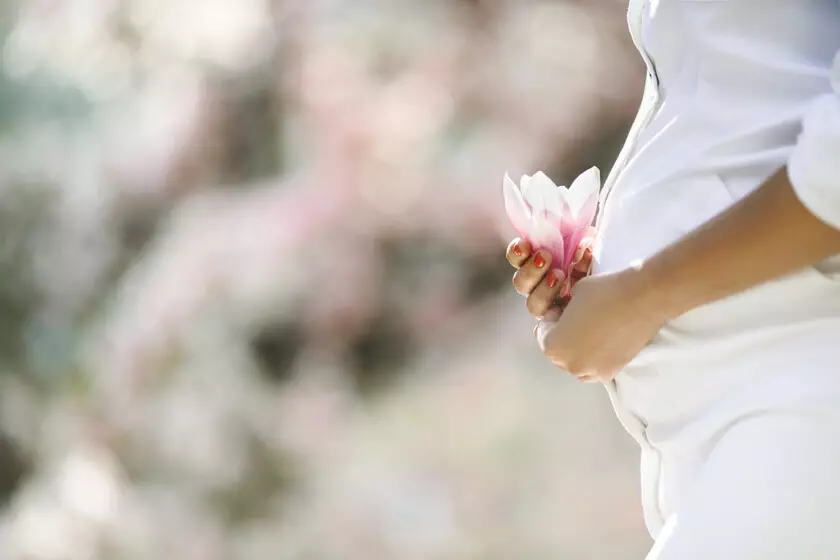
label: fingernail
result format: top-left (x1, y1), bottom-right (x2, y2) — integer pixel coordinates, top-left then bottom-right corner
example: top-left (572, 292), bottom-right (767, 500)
top-left (543, 307), bottom-right (562, 323)
top-left (560, 279), bottom-right (571, 298)
top-left (546, 271), bottom-right (559, 289)
top-left (513, 244), bottom-right (523, 256)
top-left (534, 253), bottom-right (546, 269)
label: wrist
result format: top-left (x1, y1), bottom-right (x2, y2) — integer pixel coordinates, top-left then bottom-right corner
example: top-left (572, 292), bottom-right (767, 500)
top-left (618, 260), bottom-right (688, 324)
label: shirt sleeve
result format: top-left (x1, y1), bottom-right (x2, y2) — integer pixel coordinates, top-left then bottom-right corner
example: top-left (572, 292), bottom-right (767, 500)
top-left (787, 49), bottom-right (840, 230)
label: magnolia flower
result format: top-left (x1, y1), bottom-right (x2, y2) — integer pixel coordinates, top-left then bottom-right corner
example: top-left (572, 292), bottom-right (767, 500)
top-left (503, 167), bottom-right (600, 273)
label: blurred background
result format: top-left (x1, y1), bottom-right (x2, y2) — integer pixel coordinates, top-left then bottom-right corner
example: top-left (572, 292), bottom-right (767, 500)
top-left (0, 0), bottom-right (649, 558)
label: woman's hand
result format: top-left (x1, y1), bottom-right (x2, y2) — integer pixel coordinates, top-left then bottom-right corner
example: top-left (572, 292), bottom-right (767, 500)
top-left (505, 231), bottom-right (595, 319)
top-left (519, 167), bottom-right (840, 384)
top-left (535, 268), bottom-right (668, 383)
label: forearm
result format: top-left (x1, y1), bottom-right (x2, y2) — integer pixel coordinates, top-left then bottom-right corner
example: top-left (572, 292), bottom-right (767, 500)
top-left (638, 167), bottom-right (840, 319)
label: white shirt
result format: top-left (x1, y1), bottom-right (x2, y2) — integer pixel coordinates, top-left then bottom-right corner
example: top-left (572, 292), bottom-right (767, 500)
top-left (594, 0), bottom-right (840, 276)
top-left (592, 0), bottom-right (840, 536)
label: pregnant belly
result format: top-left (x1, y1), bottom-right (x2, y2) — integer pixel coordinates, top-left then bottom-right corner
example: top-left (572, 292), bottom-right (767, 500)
top-left (614, 265), bottom-right (840, 451)
top-left (597, 172), bottom-right (840, 436)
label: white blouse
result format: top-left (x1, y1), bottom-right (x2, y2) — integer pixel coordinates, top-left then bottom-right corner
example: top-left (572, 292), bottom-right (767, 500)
top-left (592, 0), bottom-right (840, 536)
top-left (594, 0), bottom-right (840, 276)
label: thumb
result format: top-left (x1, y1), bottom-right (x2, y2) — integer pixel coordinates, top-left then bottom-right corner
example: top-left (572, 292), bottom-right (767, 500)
top-left (536, 307), bottom-right (563, 351)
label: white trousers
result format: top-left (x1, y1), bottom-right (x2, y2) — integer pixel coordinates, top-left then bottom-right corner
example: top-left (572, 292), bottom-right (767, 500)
top-left (608, 267), bottom-right (840, 559)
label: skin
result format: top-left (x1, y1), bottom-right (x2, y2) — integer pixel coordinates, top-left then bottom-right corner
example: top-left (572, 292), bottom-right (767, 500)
top-left (506, 229), bottom-right (595, 319)
top-left (507, 167), bottom-right (840, 383)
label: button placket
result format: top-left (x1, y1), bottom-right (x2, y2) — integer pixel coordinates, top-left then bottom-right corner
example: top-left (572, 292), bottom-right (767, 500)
top-left (605, 380), bottom-right (666, 533)
top-left (595, 0), bottom-right (662, 229)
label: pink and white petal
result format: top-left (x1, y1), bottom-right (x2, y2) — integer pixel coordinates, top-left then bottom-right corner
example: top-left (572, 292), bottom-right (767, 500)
top-left (521, 171), bottom-right (558, 216)
top-left (565, 166), bottom-right (600, 219)
top-left (503, 174), bottom-right (532, 235)
top-left (529, 217), bottom-right (565, 268)
top-left (560, 220), bottom-right (583, 271)
top-left (530, 171), bottom-right (559, 191)
top-left (562, 201), bottom-right (597, 270)
top-left (577, 190), bottom-right (599, 230)
top-left (563, 189), bottom-right (598, 231)
top-left (544, 179), bottom-right (568, 217)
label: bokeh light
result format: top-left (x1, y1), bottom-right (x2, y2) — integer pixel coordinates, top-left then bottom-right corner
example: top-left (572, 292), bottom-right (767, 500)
top-left (0, 0), bottom-right (649, 558)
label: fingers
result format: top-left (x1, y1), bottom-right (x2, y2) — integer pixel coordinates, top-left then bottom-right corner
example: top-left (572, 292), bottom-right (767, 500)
top-left (525, 268), bottom-right (565, 318)
top-left (571, 246), bottom-right (593, 280)
top-left (567, 239), bottom-right (594, 296)
top-left (536, 309), bottom-right (597, 384)
top-left (534, 302), bottom-right (568, 340)
top-left (535, 306), bottom-right (563, 352)
top-left (512, 250), bottom-right (550, 296)
top-left (506, 238), bottom-right (532, 269)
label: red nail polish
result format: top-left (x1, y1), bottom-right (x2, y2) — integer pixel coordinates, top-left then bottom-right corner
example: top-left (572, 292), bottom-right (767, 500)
top-left (513, 244), bottom-right (523, 256)
top-left (534, 253), bottom-right (546, 269)
top-left (547, 271), bottom-right (559, 289)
